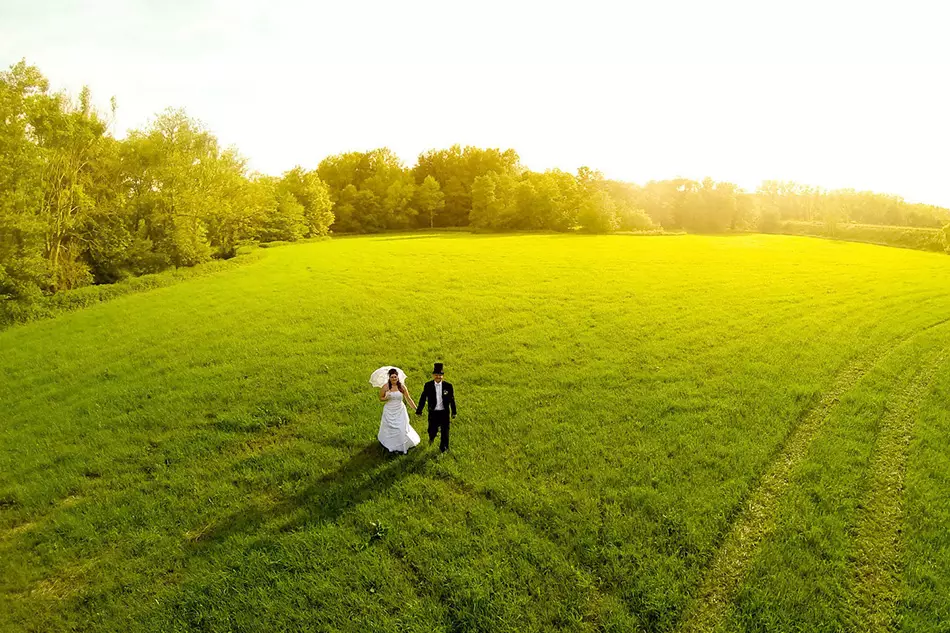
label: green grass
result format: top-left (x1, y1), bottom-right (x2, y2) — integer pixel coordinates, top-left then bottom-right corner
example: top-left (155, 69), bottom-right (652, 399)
top-left (900, 357), bottom-right (950, 633)
top-left (1, 233), bottom-right (949, 632)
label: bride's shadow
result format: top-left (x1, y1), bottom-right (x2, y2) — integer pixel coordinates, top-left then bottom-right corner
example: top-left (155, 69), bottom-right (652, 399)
top-left (193, 441), bottom-right (429, 546)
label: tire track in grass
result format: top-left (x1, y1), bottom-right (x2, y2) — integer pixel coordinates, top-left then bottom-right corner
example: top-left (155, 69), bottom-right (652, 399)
top-left (362, 468), bottom-right (613, 633)
top-left (676, 319), bottom-right (950, 633)
top-left (847, 347), bottom-right (949, 633)
top-left (429, 468), bottom-right (642, 631)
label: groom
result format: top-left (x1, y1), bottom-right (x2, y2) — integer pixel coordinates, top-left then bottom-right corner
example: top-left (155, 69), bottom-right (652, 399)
top-left (415, 363), bottom-right (456, 453)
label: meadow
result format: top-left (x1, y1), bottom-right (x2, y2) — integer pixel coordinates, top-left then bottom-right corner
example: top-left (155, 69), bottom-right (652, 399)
top-left (1, 233), bottom-right (949, 633)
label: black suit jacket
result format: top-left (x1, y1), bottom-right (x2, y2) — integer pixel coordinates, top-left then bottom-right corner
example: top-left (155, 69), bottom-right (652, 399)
top-left (416, 380), bottom-right (456, 417)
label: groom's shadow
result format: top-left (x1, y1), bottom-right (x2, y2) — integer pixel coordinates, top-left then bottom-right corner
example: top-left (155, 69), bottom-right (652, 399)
top-left (193, 441), bottom-right (429, 546)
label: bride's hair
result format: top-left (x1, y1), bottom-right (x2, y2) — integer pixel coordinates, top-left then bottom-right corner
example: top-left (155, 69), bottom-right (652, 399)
top-left (387, 368), bottom-right (403, 391)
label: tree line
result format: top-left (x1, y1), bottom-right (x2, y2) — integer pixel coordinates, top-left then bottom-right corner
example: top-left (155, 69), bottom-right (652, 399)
top-left (3, 60), bottom-right (949, 303)
top-left (1, 61), bottom-right (333, 303)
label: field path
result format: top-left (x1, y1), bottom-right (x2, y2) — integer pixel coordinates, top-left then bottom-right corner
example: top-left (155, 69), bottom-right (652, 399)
top-left (676, 319), bottom-right (950, 633)
top-left (847, 347), bottom-right (949, 633)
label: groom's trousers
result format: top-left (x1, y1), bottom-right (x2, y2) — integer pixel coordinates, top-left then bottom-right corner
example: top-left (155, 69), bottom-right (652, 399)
top-left (428, 410), bottom-right (450, 452)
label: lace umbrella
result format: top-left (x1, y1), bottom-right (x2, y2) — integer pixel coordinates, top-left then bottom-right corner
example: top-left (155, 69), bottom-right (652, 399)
top-left (369, 366), bottom-right (407, 388)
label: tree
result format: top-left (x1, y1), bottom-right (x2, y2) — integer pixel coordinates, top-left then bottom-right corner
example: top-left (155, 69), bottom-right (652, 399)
top-left (34, 86), bottom-right (112, 290)
top-left (606, 180), bottom-right (655, 232)
top-left (695, 178), bottom-right (738, 233)
top-left (413, 175), bottom-right (445, 228)
top-left (469, 171), bottom-right (518, 230)
top-left (618, 207), bottom-right (655, 231)
top-left (0, 62), bottom-right (118, 292)
top-left (330, 185), bottom-right (360, 233)
top-left (0, 61), bottom-right (49, 299)
top-left (318, 148), bottom-right (413, 233)
top-left (382, 179), bottom-right (416, 229)
top-left (255, 179), bottom-right (307, 243)
top-left (414, 145), bottom-right (521, 226)
top-left (514, 179), bottom-right (541, 230)
top-left (732, 193), bottom-right (758, 231)
top-left (470, 173), bottom-right (497, 229)
top-left (353, 189), bottom-right (383, 233)
top-left (8, 57), bottom-right (950, 309)
top-left (279, 167), bottom-right (333, 237)
top-left (123, 109), bottom-right (225, 267)
top-left (545, 170), bottom-right (582, 231)
top-left (578, 190), bottom-right (619, 233)
top-left (517, 172), bottom-right (557, 230)
top-left (576, 167), bottom-right (619, 233)
top-left (201, 150), bottom-right (262, 259)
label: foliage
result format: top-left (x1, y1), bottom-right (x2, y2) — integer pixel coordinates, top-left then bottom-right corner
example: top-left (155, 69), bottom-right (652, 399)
top-left (0, 61), bottom-right (335, 306)
top-left (413, 144), bottom-right (521, 226)
top-left (620, 179), bottom-right (950, 236)
top-left (278, 166), bottom-right (334, 238)
top-left (4, 59), bottom-right (950, 311)
top-left (412, 175), bottom-right (445, 229)
top-left (317, 148), bottom-right (417, 233)
top-left (0, 247), bottom-right (263, 328)
top-left (779, 221), bottom-right (944, 252)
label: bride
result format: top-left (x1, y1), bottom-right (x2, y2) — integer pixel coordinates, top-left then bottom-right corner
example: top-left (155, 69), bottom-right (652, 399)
top-left (377, 368), bottom-right (421, 454)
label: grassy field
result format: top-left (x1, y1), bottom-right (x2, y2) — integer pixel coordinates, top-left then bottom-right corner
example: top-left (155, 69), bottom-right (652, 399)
top-left (2, 233), bottom-right (950, 633)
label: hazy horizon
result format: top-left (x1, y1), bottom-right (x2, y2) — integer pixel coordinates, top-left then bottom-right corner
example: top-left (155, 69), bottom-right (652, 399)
top-left (3, 0), bottom-right (949, 206)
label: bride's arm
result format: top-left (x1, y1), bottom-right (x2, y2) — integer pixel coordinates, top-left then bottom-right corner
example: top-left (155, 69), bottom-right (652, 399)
top-left (400, 385), bottom-right (416, 409)
top-left (379, 386), bottom-right (389, 402)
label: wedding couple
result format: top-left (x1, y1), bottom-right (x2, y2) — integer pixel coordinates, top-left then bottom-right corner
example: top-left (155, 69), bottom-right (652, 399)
top-left (376, 363), bottom-right (457, 455)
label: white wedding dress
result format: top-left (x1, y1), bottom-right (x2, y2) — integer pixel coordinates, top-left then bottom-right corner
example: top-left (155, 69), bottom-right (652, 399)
top-left (378, 389), bottom-right (421, 454)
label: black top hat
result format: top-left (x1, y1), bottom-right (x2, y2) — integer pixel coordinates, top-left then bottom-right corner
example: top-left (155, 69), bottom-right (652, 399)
top-left (432, 362), bottom-right (444, 375)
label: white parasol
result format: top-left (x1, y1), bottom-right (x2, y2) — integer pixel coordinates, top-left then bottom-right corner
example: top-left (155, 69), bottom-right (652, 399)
top-left (369, 366), bottom-right (407, 388)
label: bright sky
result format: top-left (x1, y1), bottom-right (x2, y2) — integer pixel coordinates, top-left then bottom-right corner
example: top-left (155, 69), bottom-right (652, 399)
top-left (3, 0), bottom-right (950, 205)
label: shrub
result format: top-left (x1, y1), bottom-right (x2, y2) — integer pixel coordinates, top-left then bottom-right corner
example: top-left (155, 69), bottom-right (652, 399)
top-left (618, 208), bottom-right (656, 232)
top-left (759, 209), bottom-right (781, 233)
top-left (779, 221), bottom-right (944, 253)
top-left (1, 249), bottom-right (264, 330)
